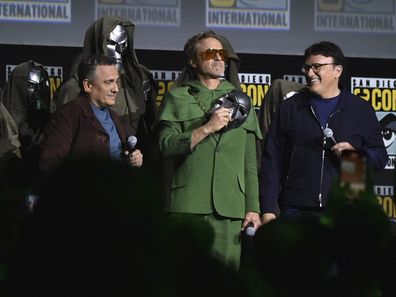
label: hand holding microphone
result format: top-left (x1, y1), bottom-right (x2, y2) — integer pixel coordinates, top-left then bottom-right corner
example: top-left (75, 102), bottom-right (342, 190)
top-left (245, 222), bottom-right (256, 237)
top-left (323, 128), bottom-right (356, 157)
top-left (323, 127), bottom-right (337, 145)
top-left (127, 135), bottom-right (137, 153)
top-left (126, 136), bottom-right (143, 168)
top-left (242, 212), bottom-right (261, 236)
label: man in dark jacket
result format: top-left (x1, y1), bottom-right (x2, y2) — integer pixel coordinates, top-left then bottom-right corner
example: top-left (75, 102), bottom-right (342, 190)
top-left (39, 55), bottom-right (143, 174)
top-left (259, 41), bottom-right (387, 224)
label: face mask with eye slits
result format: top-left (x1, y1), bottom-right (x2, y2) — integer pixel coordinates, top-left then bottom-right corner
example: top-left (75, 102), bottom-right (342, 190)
top-left (27, 65), bottom-right (50, 111)
top-left (106, 24), bottom-right (128, 69)
top-left (207, 90), bottom-right (251, 132)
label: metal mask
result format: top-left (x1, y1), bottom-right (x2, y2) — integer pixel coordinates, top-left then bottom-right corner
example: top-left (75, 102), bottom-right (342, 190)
top-left (27, 65), bottom-right (50, 111)
top-left (107, 24), bottom-right (128, 69)
top-left (207, 90), bottom-right (251, 132)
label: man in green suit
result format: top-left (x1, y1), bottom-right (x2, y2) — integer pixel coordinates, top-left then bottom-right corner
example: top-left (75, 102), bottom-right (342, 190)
top-left (158, 31), bottom-right (262, 270)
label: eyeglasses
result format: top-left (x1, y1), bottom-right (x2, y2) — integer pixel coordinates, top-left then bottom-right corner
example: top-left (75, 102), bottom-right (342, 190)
top-left (301, 63), bottom-right (336, 74)
top-left (199, 48), bottom-right (228, 61)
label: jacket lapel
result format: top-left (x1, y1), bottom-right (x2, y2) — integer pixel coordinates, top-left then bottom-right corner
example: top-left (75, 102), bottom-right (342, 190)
top-left (79, 97), bottom-right (108, 135)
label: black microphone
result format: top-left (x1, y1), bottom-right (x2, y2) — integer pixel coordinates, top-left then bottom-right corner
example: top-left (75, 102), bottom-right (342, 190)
top-left (127, 135), bottom-right (137, 154)
top-left (323, 127), bottom-right (337, 145)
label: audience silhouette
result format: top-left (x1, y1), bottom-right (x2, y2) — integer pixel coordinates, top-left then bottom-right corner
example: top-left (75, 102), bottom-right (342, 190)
top-left (4, 156), bottom-right (256, 297)
top-left (0, 149), bottom-right (394, 297)
top-left (250, 178), bottom-right (393, 297)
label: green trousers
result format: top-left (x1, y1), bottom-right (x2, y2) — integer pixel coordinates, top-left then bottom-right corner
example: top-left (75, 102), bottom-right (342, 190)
top-left (168, 212), bottom-right (242, 270)
top-left (204, 213), bottom-right (242, 270)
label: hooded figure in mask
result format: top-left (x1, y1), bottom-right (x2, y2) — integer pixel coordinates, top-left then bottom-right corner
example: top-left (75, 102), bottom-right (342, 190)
top-left (53, 16), bottom-right (158, 166)
top-left (2, 61), bottom-right (52, 179)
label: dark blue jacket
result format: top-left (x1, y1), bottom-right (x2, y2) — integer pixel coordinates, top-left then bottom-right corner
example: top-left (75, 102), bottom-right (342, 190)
top-left (259, 89), bottom-right (387, 214)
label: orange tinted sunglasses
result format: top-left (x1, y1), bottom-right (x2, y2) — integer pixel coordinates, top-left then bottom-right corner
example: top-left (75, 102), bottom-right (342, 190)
top-left (199, 48), bottom-right (228, 61)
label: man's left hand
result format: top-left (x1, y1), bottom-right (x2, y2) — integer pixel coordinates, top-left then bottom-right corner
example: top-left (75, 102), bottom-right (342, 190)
top-left (331, 142), bottom-right (356, 157)
top-left (242, 211), bottom-right (261, 231)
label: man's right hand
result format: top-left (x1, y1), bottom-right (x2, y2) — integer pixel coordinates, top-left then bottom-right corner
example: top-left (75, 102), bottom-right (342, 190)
top-left (191, 107), bottom-right (232, 149)
top-left (261, 213), bottom-right (276, 224)
top-left (204, 107), bottom-right (232, 133)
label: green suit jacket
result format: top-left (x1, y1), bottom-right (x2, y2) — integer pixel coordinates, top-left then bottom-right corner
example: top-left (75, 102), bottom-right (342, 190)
top-left (159, 80), bottom-right (262, 219)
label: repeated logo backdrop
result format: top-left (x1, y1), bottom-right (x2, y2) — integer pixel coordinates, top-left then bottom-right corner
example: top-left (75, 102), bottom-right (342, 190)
top-left (315, 0), bottom-right (396, 33)
top-left (95, 0), bottom-right (180, 26)
top-left (206, 0), bottom-right (290, 30)
top-left (1, 1), bottom-right (396, 60)
top-left (351, 77), bottom-right (396, 219)
top-left (0, 0), bottom-right (71, 23)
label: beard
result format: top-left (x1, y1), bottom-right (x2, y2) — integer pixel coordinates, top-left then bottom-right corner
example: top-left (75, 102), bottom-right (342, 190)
top-left (207, 61), bottom-right (225, 77)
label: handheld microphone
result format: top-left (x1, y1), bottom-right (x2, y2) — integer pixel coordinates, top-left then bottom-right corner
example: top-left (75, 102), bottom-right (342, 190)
top-left (245, 222), bottom-right (256, 237)
top-left (127, 135), bottom-right (137, 154)
top-left (323, 127), bottom-right (337, 145)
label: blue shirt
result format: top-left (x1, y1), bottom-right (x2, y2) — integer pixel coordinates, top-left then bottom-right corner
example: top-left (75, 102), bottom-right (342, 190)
top-left (91, 103), bottom-right (122, 160)
top-left (311, 94), bottom-right (340, 128)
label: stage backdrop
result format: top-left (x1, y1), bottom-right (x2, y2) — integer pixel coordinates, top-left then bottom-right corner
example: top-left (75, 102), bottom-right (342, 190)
top-left (0, 0), bottom-right (395, 59)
